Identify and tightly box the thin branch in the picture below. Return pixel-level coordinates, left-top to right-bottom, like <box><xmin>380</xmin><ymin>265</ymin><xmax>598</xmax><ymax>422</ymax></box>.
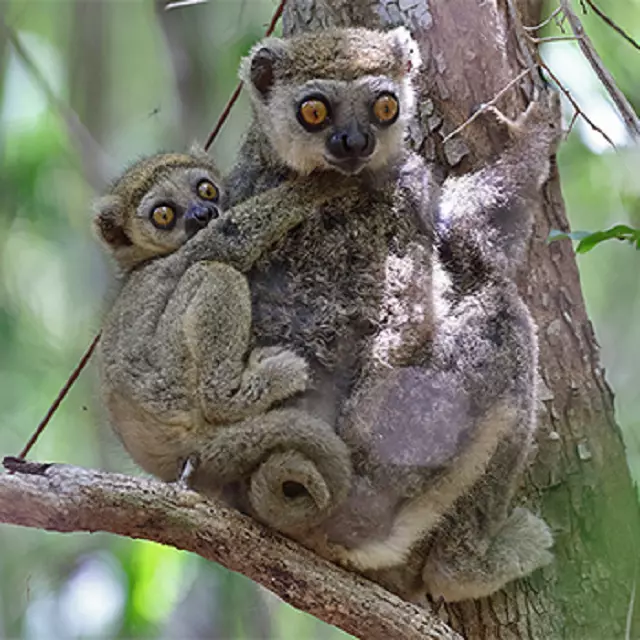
<box><xmin>0</xmin><ymin>22</ymin><xmax>113</xmax><ymax>191</ymax></box>
<box><xmin>536</xmin><ymin>56</ymin><xmax>616</xmax><ymax>148</ymax></box>
<box><xmin>582</xmin><ymin>0</ymin><xmax>640</xmax><ymax>53</ymax></box>
<box><xmin>16</xmin><ymin>333</ymin><xmax>102</xmax><ymax>460</ymax></box>
<box><xmin>522</xmin><ymin>6</ymin><xmax>563</xmax><ymax>32</ymax></box>
<box><xmin>442</xmin><ymin>67</ymin><xmax>534</xmax><ymax>143</ymax></box>
<box><xmin>626</xmin><ymin>577</ymin><xmax>637</xmax><ymax>640</ymax></box>
<box><xmin>560</xmin><ymin>0</ymin><xmax>640</xmax><ymax>140</ymax></box>
<box><xmin>566</xmin><ymin>109</ymin><xmax>580</xmax><ymax>139</ymax></box>
<box><xmin>0</xmin><ymin>459</ymin><xmax>461</xmax><ymax>640</ymax></box>
<box><xmin>203</xmin><ymin>0</ymin><xmax>288</xmax><ymax>150</ymax></box>
<box><xmin>164</xmin><ymin>0</ymin><xmax>208</xmax><ymax>10</ymax></box>
<box><xmin>529</xmin><ymin>35</ymin><xmax>582</xmax><ymax>44</ymax></box>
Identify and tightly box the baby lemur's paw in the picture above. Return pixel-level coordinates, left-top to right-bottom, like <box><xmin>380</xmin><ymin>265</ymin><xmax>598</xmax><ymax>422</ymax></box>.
<box><xmin>247</xmin><ymin>346</ymin><xmax>310</xmax><ymax>398</ymax></box>
<box><xmin>484</xmin><ymin>90</ymin><xmax>561</xmax><ymax>184</ymax></box>
<box><xmin>423</xmin><ymin>507</ymin><xmax>553</xmax><ymax>602</ymax></box>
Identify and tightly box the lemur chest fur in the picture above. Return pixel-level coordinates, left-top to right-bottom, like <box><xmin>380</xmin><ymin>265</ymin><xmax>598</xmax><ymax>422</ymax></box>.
<box><xmin>248</xmin><ymin>186</ymin><xmax>432</xmax><ymax>377</ymax></box>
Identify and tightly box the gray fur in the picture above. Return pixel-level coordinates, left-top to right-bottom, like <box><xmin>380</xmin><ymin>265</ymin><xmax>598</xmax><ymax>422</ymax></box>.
<box><xmin>96</xmin><ymin>152</ymin><xmax>355</xmax><ymax>533</ymax></box>
<box><xmin>225</xmin><ymin>26</ymin><xmax>558</xmax><ymax>601</ymax></box>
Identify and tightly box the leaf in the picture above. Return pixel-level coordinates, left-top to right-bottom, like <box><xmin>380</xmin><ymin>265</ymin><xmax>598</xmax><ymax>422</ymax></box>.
<box><xmin>575</xmin><ymin>225</ymin><xmax>640</xmax><ymax>253</ymax></box>
<box><xmin>548</xmin><ymin>226</ymin><xmax>640</xmax><ymax>253</ymax></box>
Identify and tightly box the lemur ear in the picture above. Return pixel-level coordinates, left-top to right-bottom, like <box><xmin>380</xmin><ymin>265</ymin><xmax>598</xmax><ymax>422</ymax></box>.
<box><xmin>388</xmin><ymin>27</ymin><xmax>422</xmax><ymax>76</ymax></box>
<box><xmin>242</xmin><ymin>39</ymin><xmax>288</xmax><ymax>98</ymax></box>
<box><xmin>93</xmin><ymin>195</ymin><xmax>132</xmax><ymax>250</ymax></box>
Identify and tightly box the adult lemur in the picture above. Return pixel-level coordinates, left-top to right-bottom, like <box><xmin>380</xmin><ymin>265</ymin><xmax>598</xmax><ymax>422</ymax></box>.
<box><xmin>221</xmin><ymin>26</ymin><xmax>557</xmax><ymax>601</ymax></box>
<box><xmin>95</xmin><ymin>150</ymin><xmax>357</xmax><ymax>533</ymax></box>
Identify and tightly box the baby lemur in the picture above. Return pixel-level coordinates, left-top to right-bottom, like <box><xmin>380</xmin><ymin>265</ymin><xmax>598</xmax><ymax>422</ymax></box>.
<box><xmin>95</xmin><ymin>150</ymin><xmax>355</xmax><ymax>533</ymax></box>
<box><xmin>221</xmin><ymin>27</ymin><xmax>557</xmax><ymax>601</ymax></box>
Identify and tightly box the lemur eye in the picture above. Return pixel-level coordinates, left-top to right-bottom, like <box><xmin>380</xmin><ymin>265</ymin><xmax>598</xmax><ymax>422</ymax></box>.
<box><xmin>372</xmin><ymin>93</ymin><xmax>400</xmax><ymax>126</ymax></box>
<box><xmin>150</xmin><ymin>205</ymin><xmax>176</xmax><ymax>230</ymax></box>
<box><xmin>297</xmin><ymin>96</ymin><xmax>330</xmax><ymax>131</ymax></box>
<box><xmin>197</xmin><ymin>179</ymin><xmax>219</xmax><ymax>201</ymax></box>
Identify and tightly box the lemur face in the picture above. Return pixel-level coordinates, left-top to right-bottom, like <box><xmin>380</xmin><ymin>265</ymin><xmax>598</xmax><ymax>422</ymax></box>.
<box><xmin>129</xmin><ymin>167</ymin><xmax>221</xmax><ymax>254</ymax></box>
<box><xmin>243</xmin><ymin>27</ymin><xmax>421</xmax><ymax>176</ymax></box>
<box><xmin>93</xmin><ymin>152</ymin><xmax>223</xmax><ymax>267</ymax></box>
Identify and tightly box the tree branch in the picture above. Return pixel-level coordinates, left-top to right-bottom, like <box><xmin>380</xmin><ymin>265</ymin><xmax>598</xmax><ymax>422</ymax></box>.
<box><xmin>0</xmin><ymin>459</ymin><xmax>460</xmax><ymax>640</ymax></box>
<box><xmin>560</xmin><ymin>0</ymin><xmax>640</xmax><ymax>140</ymax></box>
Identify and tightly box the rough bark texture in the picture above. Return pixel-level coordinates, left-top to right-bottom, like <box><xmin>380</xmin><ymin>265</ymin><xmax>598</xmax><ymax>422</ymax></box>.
<box><xmin>281</xmin><ymin>0</ymin><xmax>640</xmax><ymax>638</ymax></box>
<box><xmin>3</xmin><ymin>2</ymin><xmax>639</xmax><ymax>639</ymax></box>
<box><xmin>0</xmin><ymin>459</ymin><xmax>460</xmax><ymax>640</ymax></box>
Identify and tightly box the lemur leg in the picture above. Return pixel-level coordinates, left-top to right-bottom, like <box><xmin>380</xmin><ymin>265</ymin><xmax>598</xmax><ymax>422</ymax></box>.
<box><xmin>422</xmin><ymin>502</ymin><xmax>553</xmax><ymax>602</ymax></box>
<box><xmin>190</xmin><ymin>408</ymin><xmax>352</xmax><ymax>534</ymax></box>
<box><xmin>179</xmin><ymin>261</ymin><xmax>309</xmax><ymax>425</ymax></box>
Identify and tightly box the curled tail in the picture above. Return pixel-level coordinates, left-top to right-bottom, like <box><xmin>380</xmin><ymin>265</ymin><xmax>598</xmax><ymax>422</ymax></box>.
<box><xmin>194</xmin><ymin>408</ymin><xmax>352</xmax><ymax>534</ymax></box>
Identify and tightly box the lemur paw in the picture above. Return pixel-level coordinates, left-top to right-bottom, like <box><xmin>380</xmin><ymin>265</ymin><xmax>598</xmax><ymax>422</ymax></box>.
<box><xmin>423</xmin><ymin>507</ymin><xmax>553</xmax><ymax>602</ymax></box>
<box><xmin>495</xmin><ymin>507</ymin><xmax>554</xmax><ymax>576</ymax></box>
<box><xmin>248</xmin><ymin>347</ymin><xmax>311</xmax><ymax>397</ymax></box>
<box><xmin>485</xmin><ymin>90</ymin><xmax>561</xmax><ymax>154</ymax></box>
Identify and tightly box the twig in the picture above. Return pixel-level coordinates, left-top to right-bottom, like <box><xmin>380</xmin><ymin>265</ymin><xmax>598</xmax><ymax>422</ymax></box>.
<box><xmin>442</xmin><ymin>66</ymin><xmax>534</xmax><ymax>143</ymax></box>
<box><xmin>566</xmin><ymin>109</ymin><xmax>580</xmax><ymax>139</ymax></box>
<box><xmin>560</xmin><ymin>0</ymin><xmax>640</xmax><ymax>140</ymax></box>
<box><xmin>583</xmin><ymin>0</ymin><xmax>640</xmax><ymax>53</ymax></box>
<box><xmin>626</xmin><ymin>576</ymin><xmax>637</xmax><ymax>640</ymax></box>
<box><xmin>164</xmin><ymin>0</ymin><xmax>208</xmax><ymax>10</ymax></box>
<box><xmin>536</xmin><ymin>56</ymin><xmax>616</xmax><ymax>148</ymax></box>
<box><xmin>522</xmin><ymin>6</ymin><xmax>563</xmax><ymax>32</ymax></box>
<box><xmin>204</xmin><ymin>82</ymin><xmax>243</xmax><ymax>151</ymax></box>
<box><xmin>0</xmin><ymin>460</ymin><xmax>461</xmax><ymax>640</ymax></box>
<box><xmin>529</xmin><ymin>35</ymin><xmax>582</xmax><ymax>44</ymax></box>
<box><xmin>203</xmin><ymin>0</ymin><xmax>289</xmax><ymax>151</ymax></box>
<box><xmin>16</xmin><ymin>333</ymin><xmax>102</xmax><ymax>460</ymax></box>
<box><xmin>1</xmin><ymin>22</ymin><xmax>113</xmax><ymax>191</ymax></box>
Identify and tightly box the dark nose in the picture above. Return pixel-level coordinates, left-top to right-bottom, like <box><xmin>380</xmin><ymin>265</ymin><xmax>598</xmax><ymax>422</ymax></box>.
<box><xmin>326</xmin><ymin>124</ymin><xmax>374</xmax><ymax>159</ymax></box>
<box><xmin>185</xmin><ymin>203</ymin><xmax>218</xmax><ymax>237</ymax></box>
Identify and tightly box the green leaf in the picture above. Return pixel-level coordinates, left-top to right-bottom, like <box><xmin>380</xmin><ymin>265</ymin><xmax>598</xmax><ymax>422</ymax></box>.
<box><xmin>548</xmin><ymin>226</ymin><xmax>640</xmax><ymax>253</ymax></box>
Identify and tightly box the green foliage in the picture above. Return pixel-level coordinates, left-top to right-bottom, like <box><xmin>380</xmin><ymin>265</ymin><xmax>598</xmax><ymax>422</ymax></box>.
<box><xmin>0</xmin><ymin>0</ymin><xmax>639</xmax><ymax>637</ymax></box>
<box><xmin>548</xmin><ymin>224</ymin><xmax>640</xmax><ymax>252</ymax></box>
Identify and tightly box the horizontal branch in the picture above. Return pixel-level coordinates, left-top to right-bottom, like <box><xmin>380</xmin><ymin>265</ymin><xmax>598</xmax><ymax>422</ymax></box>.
<box><xmin>0</xmin><ymin>459</ymin><xmax>459</xmax><ymax>640</ymax></box>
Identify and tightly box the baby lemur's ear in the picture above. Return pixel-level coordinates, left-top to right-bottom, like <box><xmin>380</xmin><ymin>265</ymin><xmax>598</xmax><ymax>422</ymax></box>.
<box><xmin>93</xmin><ymin>195</ymin><xmax>132</xmax><ymax>251</ymax></box>
<box><xmin>387</xmin><ymin>27</ymin><xmax>422</xmax><ymax>76</ymax></box>
<box><xmin>241</xmin><ymin>38</ymin><xmax>289</xmax><ymax>99</ymax></box>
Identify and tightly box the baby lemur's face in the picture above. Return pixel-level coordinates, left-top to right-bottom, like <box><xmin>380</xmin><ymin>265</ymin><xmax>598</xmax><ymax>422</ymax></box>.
<box><xmin>94</xmin><ymin>152</ymin><xmax>223</xmax><ymax>269</ymax></box>
<box><xmin>242</xmin><ymin>27</ymin><xmax>421</xmax><ymax>176</ymax></box>
<box><xmin>129</xmin><ymin>166</ymin><xmax>220</xmax><ymax>254</ymax></box>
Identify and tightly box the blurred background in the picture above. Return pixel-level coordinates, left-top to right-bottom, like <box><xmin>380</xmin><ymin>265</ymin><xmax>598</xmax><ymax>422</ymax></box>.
<box><xmin>0</xmin><ymin>1</ymin><xmax>638</xmax><ymax>638</ymax></box>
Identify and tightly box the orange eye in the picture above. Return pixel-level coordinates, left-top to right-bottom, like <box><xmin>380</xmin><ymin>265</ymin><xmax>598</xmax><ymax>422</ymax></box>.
<box><xmin>298</xmin><ymin>98</ymin><xmax>330</xmax><ymax>130</ymax></box>
<box><xmin>197</xmin><ymin>179</ymin><xmax>218</xmax><ymax>201</ymax></box>
<box><xmin>373</xmin><ymin>94</ymin><xmax>399</xmax><ymax>125</ymax></box>
<box><xmin>151</xmin><ymin>205</ymin><xmax>176</xmax><ymax>229</ymax></box>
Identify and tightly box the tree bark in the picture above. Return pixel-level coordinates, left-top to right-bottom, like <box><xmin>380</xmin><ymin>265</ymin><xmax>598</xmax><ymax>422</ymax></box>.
<box><xmin>2</xmin><ymin>2</ymin><xmax>639</xmax><ymax>639</ymax></box>
<box><xmin>0</xmin><ymin>458</ymin><xmax>459</xmax><ymax>640</ymax></box>
<box><xmin>282</xmin><ymin>0</ymin><xmax>640</xmax><ymax>638</ymax></box>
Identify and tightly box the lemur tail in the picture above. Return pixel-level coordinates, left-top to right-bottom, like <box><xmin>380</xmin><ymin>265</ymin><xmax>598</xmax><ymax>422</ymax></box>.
<box><xmin>194</xmin><ymin>408</ymin><xmax>352</xmax><ymax>534</ymax></box>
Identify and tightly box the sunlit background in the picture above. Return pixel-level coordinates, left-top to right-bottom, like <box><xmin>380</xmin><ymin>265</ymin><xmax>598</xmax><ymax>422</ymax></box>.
<box><xmin>0</xmin><ymin>1</ymin><xmax>638</xmax><ymax>638</ymax></box>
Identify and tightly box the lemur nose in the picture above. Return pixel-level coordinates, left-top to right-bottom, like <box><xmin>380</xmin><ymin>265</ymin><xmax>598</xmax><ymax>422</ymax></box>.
<box><xmin>185</xmin><ymin>204</ymin><xmax>218</xmax><ymax>237</ymax></box>
<box><xmin>326</xmin><ymin>126</ymin><xmax>374</xmax><ymax>159</ymax></box>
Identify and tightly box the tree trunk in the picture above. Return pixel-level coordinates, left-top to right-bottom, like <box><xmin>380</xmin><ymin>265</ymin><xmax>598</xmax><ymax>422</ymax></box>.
<box><xmin>282</xmin><ymin>0</ymin><xmax>640</xmax><ymax>637</ymax></box>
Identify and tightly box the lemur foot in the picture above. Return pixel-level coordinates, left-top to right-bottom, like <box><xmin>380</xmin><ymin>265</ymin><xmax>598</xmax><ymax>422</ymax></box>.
<box><xmin>423</xmin><ymin>507</ymin><xmax>554</xmax><ymax>602</ymax></box>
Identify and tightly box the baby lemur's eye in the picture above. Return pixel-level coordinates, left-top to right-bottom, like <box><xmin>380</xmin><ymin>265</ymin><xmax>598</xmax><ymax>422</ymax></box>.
<box><xmin>150</xmin><ymin>205</ymin><xmax>176</xmax><ymax>230</ymax></box>
<box><xmin>372</xmin><ymin>93</ymin><xmax>400</xmax><ymax>126</ymax></box>
<box><xmin>197</xmin><ymin>179</ymin><xmax>219</xmax><ymax>201</ymax></box>
<box><xmin>297</xmin><ymin>96</ymin><xmax>331</xmax><ymax>131</ymax></box>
